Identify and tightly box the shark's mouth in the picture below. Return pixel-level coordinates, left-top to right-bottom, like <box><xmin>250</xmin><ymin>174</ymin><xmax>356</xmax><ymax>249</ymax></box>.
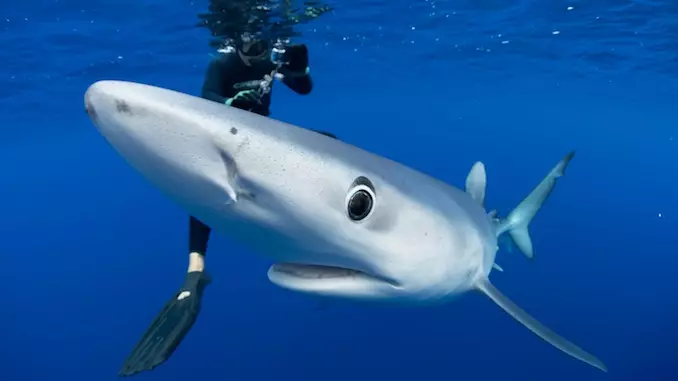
<box><xmin>270</xmin><ymin>263</ymin><xmax>364</xmax><ymax>279</ymax></box>
<box><xmin>267</xmin><ymin>262</ymin><xmax>400</xmax><ymax>298</ymax></box>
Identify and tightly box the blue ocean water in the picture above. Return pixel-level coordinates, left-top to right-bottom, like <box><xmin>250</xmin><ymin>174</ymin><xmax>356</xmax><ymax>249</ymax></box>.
<box><xmin>2</xmin><ymin>0</ymin><xmax>677</xmax><ymax>380</ymax></box>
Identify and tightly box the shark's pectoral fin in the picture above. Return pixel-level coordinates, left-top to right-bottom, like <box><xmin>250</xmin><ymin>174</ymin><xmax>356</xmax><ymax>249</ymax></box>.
<box><xmin>465</xmin><ymin>161</ymin><xmax>486</xmax><ymax>207</ymax></box>
<box><xmin>496</xmin><ymin>151</ymin><xmax>575</xmax><ymax>260</ymax></box>
<box><xmin>474</xmin><ymin>277</ymin><xmax>607</xmax><ymax>372</ymax></box>
<box><xmin>312</xmin><ymin>130</ymin><xmax>338</xmax><ymax>139</ymax></box>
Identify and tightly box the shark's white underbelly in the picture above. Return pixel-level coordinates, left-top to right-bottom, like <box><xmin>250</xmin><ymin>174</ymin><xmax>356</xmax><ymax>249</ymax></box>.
<box><xmin>193</xmin><ymin>199</ymin><xmax>338</xmax><ymax>266</ymax></box>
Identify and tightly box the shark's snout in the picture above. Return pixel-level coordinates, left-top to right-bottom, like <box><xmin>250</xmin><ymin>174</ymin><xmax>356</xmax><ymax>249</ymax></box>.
<box><xmin>84</xmin><ymin>85</ymin><xmax>98</xmax><ymax>124</ymax></box>
<box><xmin>84</xmin><ymin>81</ymin><xmax>125</xmax><ymax>133</ymax></box>
<box><xmin>84</xmin><ymin>81</ymin><xmax>137</xmax><ymax>130</ymax></box>
<box><xmin>83</xmin><ymin>80</ymin><xmax>239</xmax><ymax>217</ymax></box>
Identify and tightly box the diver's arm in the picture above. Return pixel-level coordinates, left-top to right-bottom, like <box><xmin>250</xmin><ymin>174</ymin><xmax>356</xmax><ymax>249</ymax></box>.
<box><xmin>201</xmin><ymin>56</ymin><xmax>229</xmax><ymax>103</ymax></box>
<box><xmin>281</xmin><ymin>69</ymin><xmax>313</xmax><ymax>95</ymax></box>
<box><xmin>279</xmin><ymin>44</ymin><xmax>313</xmax><ymax>95</ymax></box>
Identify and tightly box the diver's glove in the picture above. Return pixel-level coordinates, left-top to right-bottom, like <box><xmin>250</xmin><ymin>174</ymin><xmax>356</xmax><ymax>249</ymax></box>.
<box><xmin>226</xmin><ymin>89</ymin><xmax>262</xmax><ymax>110</ymax></box>
<box><xmin>118</xmin><ymin>271</ymin><xmax>212</xmax><ymax>377</ymax></box>
<box><xmin>280</xmin><ymin>44</ymin><xmax>309</xmax><ymax>76</ymax></box>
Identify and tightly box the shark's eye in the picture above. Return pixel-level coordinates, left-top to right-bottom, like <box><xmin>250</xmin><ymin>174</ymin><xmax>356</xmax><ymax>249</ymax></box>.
<box><xmin>347</xmin><ymin>189</ymin><xmax>373</xmax><ymax>220</ymax></box>
<box><xmin>345</xmin><ymin>176</ymin><xmax>376</xmax><ymax>222</ymax></box>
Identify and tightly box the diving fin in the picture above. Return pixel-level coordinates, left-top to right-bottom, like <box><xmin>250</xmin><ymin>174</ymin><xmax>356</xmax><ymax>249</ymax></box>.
<box><xmin>475</xmin><ymin>277</ymin><xmax>607</xmax><ymax>372</ymax></box>
<box><xmin>497</xmin><ymin>151</ymin><xmax>574</xmax><ymax>259</ymax></box>
<box><xmin>118</xmin><ymin>271</ymin><xmax>211</xmax><ymax>377</ymax></box>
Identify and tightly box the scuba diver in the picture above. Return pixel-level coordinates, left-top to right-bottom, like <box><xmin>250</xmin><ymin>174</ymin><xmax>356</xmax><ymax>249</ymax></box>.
<box><xmin>203</xmin><ymin>35</ymin><xmax>313</xmax><ymax>114</ymax></box>
<box><xmin>117</xmin><ymin>35</ymin><xmax>336</xmax><ymax>377</ymax></box>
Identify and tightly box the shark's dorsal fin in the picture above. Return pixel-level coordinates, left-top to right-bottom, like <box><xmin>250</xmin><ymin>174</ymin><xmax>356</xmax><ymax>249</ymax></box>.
<box><xmin>465</xmin><ymin>161</ymin><xmax>486</xmax><ymax>207</ymax></box>
<box><xmin>312</xmin><ymin>129</ymin><xmax>338</xmax><ymax>139</ymax></box>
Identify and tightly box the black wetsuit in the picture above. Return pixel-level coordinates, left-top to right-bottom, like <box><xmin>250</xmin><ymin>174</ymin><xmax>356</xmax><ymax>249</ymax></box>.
<box><xmin>189</xmin><ymin>51</ymin><xmax>313</xmax><ymax>257</ymax></box>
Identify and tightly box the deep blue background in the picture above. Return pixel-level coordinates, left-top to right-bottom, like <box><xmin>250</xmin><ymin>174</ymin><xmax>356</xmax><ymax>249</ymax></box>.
<box><xmin>2</xmin><ymin>0</ymin><xmax>677</xmax><ymax>380</ymax></box>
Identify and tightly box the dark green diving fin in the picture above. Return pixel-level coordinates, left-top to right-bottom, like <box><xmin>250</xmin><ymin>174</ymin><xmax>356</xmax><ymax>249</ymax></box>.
<box><xmin>118</xmin><ymin>271</ymin><xmax>211</xmax><ymax>377</ymax></box>
<box><xmin>312</xmin><ymin>129</ymin><xmax>338</xmax><ymax>139</ymax></box>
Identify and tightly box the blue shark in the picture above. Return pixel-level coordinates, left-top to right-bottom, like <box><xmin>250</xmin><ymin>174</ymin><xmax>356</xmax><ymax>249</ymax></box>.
<box><xmin>84</xmin><ymin>80</ymin><xmax>607</xmax><ymax>372</ymax></box>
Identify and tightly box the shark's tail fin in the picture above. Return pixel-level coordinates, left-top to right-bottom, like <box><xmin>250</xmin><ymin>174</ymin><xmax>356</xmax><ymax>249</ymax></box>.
<box><xmin>496</xmin><ymin>151</ymin><xmax>575</xmax><ymax>260</ymax></box>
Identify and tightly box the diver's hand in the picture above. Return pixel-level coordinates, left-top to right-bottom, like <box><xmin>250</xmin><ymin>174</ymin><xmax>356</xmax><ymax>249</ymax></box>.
<box><xmin>226</xmin><ymin>89</ymin><xmax>262</xmax><ymax>110</ymax></box>
<box><xmin>281</xmin><ymin>44</ymin><xmax>309</xmax><ymax>75</ymax></box>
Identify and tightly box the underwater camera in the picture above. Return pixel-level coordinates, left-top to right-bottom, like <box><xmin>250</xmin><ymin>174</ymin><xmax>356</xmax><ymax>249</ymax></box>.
<box><xmin>270</xmin><ymin>39</ymin><xmax>287</xmax><ymax>66</ymax></box>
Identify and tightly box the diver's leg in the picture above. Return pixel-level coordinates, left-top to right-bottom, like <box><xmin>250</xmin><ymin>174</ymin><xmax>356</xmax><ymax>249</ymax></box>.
<box><xmin>188</xmin><ymin>215</ymin><xmax>210</xmax><ymax>271</ymax></box>
<box><xmin>118</xmin><ymin>216</ymin><xmax>212</xmax><ymax>377</ymax></box>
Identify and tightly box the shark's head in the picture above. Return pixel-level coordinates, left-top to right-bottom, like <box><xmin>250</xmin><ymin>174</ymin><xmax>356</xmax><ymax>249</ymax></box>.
<box><xmin>85</xmin><ymin>80</ymin><xmax>494</xmax><ymax>305</ymax></box>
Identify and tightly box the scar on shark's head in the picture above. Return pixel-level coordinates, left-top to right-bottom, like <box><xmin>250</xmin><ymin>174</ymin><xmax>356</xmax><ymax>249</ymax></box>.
<box><xmin>115</xmin><ymin>99</ymin><xmax>132</xmax><ymax>114</ymax></box>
